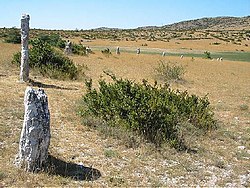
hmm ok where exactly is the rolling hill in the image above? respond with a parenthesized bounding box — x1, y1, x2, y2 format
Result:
(161, 16, 250, 30)
(92, 16, 250, 31)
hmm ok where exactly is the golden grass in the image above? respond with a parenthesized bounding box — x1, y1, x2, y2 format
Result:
(72, 38, 250, 52)
(0, 39, 249, 187)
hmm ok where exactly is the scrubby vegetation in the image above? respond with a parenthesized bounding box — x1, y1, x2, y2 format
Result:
(204, 51, 212, 59)
(79, 72, 216, 149)
(0, 15, 249, 187)
(4, 28, 21, 44)
(101, 48, 112, 56)
(36, 33, 66, 49)
(36, 34, 87, 55)
(1, 16, 250, 44)
(71, 43, 87, 55)
(155, 61, 185, 83)
(12, 39, 79, 79)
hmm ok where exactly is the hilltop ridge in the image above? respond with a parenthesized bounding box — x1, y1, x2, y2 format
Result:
(92, 16, 250, 31)
(161, 16, 250, 30)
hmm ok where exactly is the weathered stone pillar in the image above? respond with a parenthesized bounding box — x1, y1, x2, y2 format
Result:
(15, 87, 50, 172)
(20, 14, 30, 82)
(136, 48, 140, 54)
(64, 40, 72, 55)
(116, 46, 120, 55)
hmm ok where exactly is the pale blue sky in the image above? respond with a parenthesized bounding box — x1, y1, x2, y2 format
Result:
(0, 0, 249, 30)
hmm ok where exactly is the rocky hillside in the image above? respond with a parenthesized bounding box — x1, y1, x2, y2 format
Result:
(161, 16, 250, 30)
(90, 16, 250, 31)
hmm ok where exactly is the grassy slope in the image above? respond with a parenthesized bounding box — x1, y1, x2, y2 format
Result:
(0, 41, 250, 187)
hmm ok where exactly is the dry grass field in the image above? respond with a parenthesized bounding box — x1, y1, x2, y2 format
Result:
(75, 38, 250, 52)
(0, 36, 250, 187)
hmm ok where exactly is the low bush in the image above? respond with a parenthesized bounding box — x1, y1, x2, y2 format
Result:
(204, 51, 212, 59)
(155, 61, 185, 83)
(12, 39, 78, 79)
(212, 42, 221, 45)
(239, 104, 249, 111)
(72, 43, 87, 55)
(4, 28, 21, 44)
(54, 38, 88, 55)
(101, 48, 112, 57)
(79, 72, 216, 149)
(36, 34, 66, 49)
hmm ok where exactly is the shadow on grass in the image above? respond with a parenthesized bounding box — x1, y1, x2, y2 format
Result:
(47, 155, 101, 181)
(28, 79, 78, 91)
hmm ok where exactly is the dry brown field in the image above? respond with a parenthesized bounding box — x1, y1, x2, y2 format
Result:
(72, 38, 250, 52)
(0, 37, 249, 187)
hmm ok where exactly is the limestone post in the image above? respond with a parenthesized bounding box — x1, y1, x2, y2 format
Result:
(116, 46, 120, 55)
(64, 40, 72, 55)
(136, 48, 140, 54)
(15, 87, 50, 172)
(20, 14, 30, 82)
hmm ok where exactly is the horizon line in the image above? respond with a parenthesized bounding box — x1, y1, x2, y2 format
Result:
(1, 15, 249, 31)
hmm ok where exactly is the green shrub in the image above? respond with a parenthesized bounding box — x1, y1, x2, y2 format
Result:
(101, 48, 112, 56)
(155, 61, 185, 82)
(79, 72, 216, 149)
(204, 51, 212, 59)
(36, 34, 87, 55)
(36, 34, 66, 49)
(239, 104, 249, 111)
(4, 29, 21, 44)
(72, 43, 87, 55)
(212, 42, 221, 45)
(0, 171, 6, 180)
(12, 39, 78, 79)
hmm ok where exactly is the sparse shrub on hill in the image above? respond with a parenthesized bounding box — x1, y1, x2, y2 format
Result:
(239, 104, 249, 111)
(72, 43, 87, 56)
(211, 42, 221, 45)
(155, 61, 185, 83)
(36, 34, 89, 55)
(101, 48, 112, 54)
(79, 72, 216, 149)
(4, 28, 21, 44)
(36, 34, 66, 49)
(12, 39, 78, 80)
(101, 48, 112, 57)
(204, 51, 212, 59)
(38, 34, 89, 55)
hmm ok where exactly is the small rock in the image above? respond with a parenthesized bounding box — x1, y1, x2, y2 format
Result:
(234, 117, 239, 121)
(79, 162, 83, 169)
(237, 146, 246, 150)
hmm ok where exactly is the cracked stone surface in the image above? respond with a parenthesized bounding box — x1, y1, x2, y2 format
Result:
(15, 87, 50, 172)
